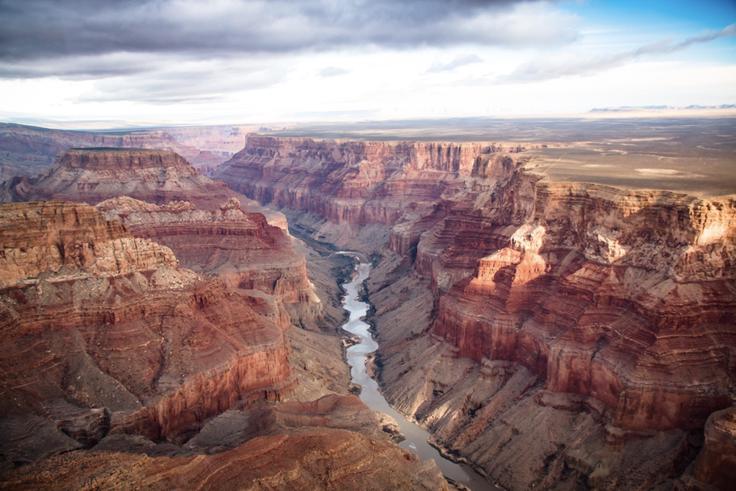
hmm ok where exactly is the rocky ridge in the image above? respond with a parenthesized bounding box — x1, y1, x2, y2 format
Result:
(216, 134, 736, 490)
(0, 122, 241, 181)
(0, 394, 446, 491)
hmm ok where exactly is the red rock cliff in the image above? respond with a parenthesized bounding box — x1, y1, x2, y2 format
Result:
(0, 201, 293, 467)
(1, 148, 288, 230)
(216, 135, 521, 226)
(432, 177, 736, 432)
(96, 196, 320, 322)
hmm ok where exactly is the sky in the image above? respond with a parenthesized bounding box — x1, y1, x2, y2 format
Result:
(0, 0, 734, 127)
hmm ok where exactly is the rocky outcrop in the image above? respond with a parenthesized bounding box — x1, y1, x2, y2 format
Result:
(6, 149, 235, 209)
(0, 148, 287, 229)
(218, 134, 736, 490)
(692, 405, 736, 489)
(0, 394, 448, 491)
(96, 196, 320, 324)
(0, 201, 293, 470)
(372, 179, 736, 489)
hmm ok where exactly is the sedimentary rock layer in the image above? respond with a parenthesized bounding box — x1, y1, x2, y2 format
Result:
(215, 135, 521, 230)
(4, 149, 237, 210)
(0, 394, 447, 491)
(0, 201, 292, 470)
(0, 148, 288, 230)
(96, 196, 318, 319)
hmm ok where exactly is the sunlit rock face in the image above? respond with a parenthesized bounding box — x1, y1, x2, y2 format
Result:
(218, 134, 736, 490)
(0, 201, 293, 470)
(432, 177, 736, 432)
(96, 196, 320, 325)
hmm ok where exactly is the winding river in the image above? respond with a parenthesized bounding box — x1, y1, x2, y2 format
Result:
(340, 259, 498, 491)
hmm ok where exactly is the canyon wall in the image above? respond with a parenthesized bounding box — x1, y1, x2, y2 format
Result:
(215, 136, 521, 242)
(0, 149, 451, 489)
(217, 134, 736, 490)
(2, 149, 247, 212)
(0, 201, 293, 469)
(96, 196, 320, 324)
(0, 147, 318, 322)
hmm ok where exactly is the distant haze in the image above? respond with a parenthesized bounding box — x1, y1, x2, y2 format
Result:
(0, 0, 735, 126)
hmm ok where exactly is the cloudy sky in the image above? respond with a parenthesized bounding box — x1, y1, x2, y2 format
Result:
(0, 0, 734, 126)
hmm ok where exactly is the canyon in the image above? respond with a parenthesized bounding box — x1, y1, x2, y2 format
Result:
(0, 121, 733, 490)
(215, 133, 736, 490)
(0, 148, 450, 489)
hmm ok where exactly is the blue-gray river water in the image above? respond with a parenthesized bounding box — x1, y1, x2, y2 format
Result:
(340, 260, 499, 491)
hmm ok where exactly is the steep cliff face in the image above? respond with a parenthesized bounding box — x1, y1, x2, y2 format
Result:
(218, 134, 736, 490)
(693, 405, 736, 490)
(0, 201, 293, 469)
(432, 178, 736, 432)
(96, 196, 320, 324)
(0, 148, 288, 230)
(216, 135, 520, 232)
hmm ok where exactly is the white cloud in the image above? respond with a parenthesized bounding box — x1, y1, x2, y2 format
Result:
(496, 23, 736, 84)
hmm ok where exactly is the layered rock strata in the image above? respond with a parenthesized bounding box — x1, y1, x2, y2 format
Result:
(0, 201, 293, 470)
(693, 405, 736, 490)
(215, 135, 521, 249)
(217, 134, 736, 490)
(432, 178, 736, 432)
(1, 148, 287, 228)
(0, 122, 239, 180)
(0, 394, 447, 491)
(96, 196, 319, 323)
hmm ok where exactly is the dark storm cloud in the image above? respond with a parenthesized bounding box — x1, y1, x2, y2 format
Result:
(0, 0, 572, 69)
(496, 23, 736, 83)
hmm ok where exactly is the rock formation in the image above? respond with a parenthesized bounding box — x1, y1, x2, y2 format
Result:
(0, 201, 293, 470)
(96, 196, 320, 324)
(216, 134, 736, 490)
(0, 394, 447, 491)
(1, 147, 288, 227)
(0, 122, 242, 181)
(215, 135, 522, 249)
(693, 405, 736, 490)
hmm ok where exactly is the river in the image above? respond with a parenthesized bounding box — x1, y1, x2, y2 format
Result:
(340, 259, 498, 491)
